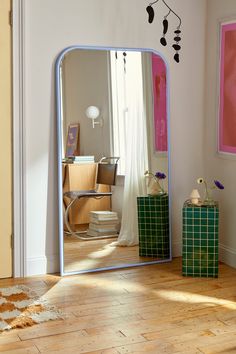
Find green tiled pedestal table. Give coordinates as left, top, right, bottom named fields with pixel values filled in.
left=182, top=201, right=219, bottom=278
left=137, top=194, right=169, bottom=258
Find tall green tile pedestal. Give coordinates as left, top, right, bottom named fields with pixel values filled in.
left=182, top=202, right=219, bottom=278
left=137, top=194, right=169, bottom=258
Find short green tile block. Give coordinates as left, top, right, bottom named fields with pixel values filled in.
left=137, top=194, right=169, bottom=258
left=182, top=202, right=219, bottom=278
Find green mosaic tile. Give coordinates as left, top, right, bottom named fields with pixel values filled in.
left=137, top=195, right=169, bottom=258
left=182, top=203, right=219, bottom=278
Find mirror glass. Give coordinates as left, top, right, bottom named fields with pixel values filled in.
left=56, top=47, right=171, bottom=275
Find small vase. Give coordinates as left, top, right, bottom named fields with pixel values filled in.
left=145, top=176, right=165, bottom=196
left=149, top=191, right=166, bottom=197
left=203, top=188, right=215, bottom=206
left=157, top=190, right=166, bottom=195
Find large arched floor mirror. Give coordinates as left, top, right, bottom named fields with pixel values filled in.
left=56, top=46, right=171, bottom=275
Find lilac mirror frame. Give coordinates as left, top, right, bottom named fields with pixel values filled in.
left=55, top=45, right=172, bottom=276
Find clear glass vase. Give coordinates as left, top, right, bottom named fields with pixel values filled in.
left=146, top=177, right=164, bottom=196
left=203, top=187, right=215, bottom=206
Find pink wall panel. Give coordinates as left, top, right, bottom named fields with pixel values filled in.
left=219, top=23, right=236, bottom=154
left=152, top=53, right=167, bottom=152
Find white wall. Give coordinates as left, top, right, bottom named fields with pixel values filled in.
left=205, top=0, right=236, bottom=268
left=21, top=0, right=207, bottom=275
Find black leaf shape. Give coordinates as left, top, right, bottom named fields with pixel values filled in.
left=160, top=37, right=167, bottom=46
left=146, top=5, right=154, bottom=24
left=174, top=29, right=181, bottom=34
left=172, top=44, right=181, bottom=51
left=174, top=36, right=181, bottom=42
left=163, top=18, right=168, bottom=34
left=174, top=53, right=180, bottom=63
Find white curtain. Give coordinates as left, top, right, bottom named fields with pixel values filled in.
left=116, top=52, right=149, bottom=246
left=110, top=52, right=128, bottom=175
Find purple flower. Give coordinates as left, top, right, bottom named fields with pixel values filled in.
left=214, top=180, right=224, bottom=190
left=155, top=172, right=166, bottom=179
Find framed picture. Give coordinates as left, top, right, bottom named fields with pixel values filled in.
left=65, top=123, right=80, bottom=157
left=219, top=21, right=236, bottom=154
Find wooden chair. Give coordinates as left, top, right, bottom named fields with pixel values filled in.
left=64, top=157, right=119, bottom=240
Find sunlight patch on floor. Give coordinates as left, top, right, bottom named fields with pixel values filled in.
left=65, top=258, right=100, bottom=271
left=155, top=289, right=236, bottom=310
left=88, top=244, right=116, bottom=259
left=53, top=274, right=236, bottom=312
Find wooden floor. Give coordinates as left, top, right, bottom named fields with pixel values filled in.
left=1, top=258, right=236, bottom=353
left=64, top=235, right=162, bottom=272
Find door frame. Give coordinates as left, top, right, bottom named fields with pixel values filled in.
left=12, top=0, right=26, bottom=277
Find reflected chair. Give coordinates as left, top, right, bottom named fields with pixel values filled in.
left=64, top=157, right=120, bottom=240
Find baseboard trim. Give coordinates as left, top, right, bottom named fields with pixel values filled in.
left=47, top=254, right=60, bottom=274
left=219, top=243, right=236, bottom=268
left=172, top=242, right=236, bottom=268
left=26, top=254, right=59, bottom=276
left=26, top=242, right=236, bottom=276
left=172, top=242, right=182, bottom=257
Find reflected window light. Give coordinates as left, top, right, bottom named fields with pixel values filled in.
left=110, top=51, right=144, bottom=175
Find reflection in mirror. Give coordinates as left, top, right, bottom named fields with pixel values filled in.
left=56, top=47, right=171, bottom=275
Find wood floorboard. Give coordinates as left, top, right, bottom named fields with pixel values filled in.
left=0, top=258, right=236, bottom=353
left=64, top=235, right=164, bottom=272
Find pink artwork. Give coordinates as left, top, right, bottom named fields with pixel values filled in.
left=219, top=23, right=236, bottom=154
left=152, top=53, right=167, bottom=152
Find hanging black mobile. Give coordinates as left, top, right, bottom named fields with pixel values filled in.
left=146, top=0, right=182, bottom=63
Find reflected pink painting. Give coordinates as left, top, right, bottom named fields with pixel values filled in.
left=152, top=53, right=167, bottom=152
left=219, top=22, right=236, bottom=154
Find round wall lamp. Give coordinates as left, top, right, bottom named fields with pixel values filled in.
left=85, top=106, right=103, bottom=128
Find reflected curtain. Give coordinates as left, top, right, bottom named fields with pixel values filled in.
left=116, top=53, right=149, bottom=246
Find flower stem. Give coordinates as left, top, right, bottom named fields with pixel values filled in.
left=203, top=181, right=215, bottom=205
left=154, top=177, right=165, bottom=193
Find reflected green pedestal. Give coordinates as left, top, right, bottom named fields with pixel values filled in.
left=182, top=202, right=219, bottom=278
left=137, top=194, right=169, bottom=258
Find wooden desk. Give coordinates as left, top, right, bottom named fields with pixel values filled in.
left=63, top=163, right=111, bottom=225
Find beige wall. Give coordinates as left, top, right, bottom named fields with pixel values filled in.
left=21, top=0, right=207, bottom=275
left=62, top=49, right=111, bottom=161
left=205, top=0, right=236, bottom=267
